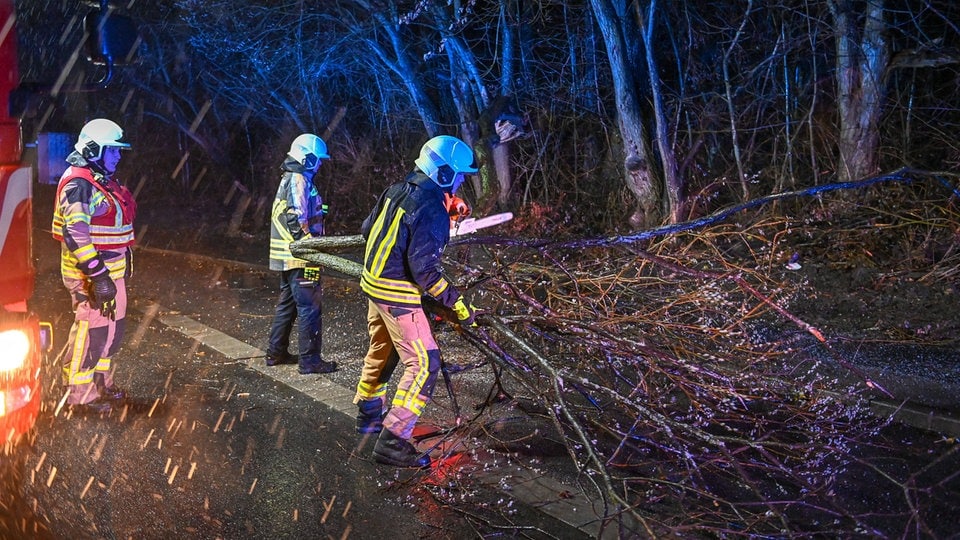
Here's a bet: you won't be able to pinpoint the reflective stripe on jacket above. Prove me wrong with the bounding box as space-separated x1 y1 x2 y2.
51 165 136 281
360 171 461 308
269 157 325 271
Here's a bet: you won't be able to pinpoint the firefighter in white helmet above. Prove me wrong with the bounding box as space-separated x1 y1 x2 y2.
266 133 337 374
353 135 480 467
51 118 135 413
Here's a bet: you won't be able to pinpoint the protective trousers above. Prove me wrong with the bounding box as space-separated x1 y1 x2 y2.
60 277 127 405
267 267 323 368
354 300 441 440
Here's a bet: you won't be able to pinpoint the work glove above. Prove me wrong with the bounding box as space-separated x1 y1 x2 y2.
444 193 471 223
452 296 477 327
88 272 118 320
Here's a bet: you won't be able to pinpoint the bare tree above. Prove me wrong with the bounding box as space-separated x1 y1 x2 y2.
638 0 683 222
589 0 660 227
828 0 889 183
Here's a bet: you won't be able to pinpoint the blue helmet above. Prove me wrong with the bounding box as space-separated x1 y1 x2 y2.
288 133 329 170
414 135 477 189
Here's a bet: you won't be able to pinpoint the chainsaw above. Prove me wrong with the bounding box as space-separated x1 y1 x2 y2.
450 212 513 237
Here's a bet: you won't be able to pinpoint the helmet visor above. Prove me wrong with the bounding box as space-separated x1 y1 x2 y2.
302 153 320 170
450 172 466 193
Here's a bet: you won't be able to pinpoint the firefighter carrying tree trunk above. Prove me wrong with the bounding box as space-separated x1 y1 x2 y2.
354 135 480 468
51 119 135 414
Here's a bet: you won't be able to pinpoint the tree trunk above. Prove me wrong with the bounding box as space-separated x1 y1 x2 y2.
590 0 659 228
430 0 525 212
638 0 682 223
830 0 889 183
493 0 517 210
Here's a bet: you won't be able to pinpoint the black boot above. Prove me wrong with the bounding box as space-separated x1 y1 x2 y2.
265 352 297 366
298 358 337 374
356 400 385 434
372 429 431 468
98 385 127 401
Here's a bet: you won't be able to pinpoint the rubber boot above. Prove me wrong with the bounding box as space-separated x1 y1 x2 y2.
372 429 431 468
356 399 385 434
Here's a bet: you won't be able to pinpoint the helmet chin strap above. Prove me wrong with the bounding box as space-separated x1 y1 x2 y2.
87 157 112 177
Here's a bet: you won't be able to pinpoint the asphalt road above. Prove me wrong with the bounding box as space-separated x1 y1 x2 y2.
1 211 601 539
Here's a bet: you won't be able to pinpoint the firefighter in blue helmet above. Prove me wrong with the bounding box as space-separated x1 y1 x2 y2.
266 134 337 374
353 135 480 468
52 118 135 413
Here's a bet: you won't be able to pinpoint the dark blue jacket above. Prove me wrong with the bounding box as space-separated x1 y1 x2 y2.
360 171 461 308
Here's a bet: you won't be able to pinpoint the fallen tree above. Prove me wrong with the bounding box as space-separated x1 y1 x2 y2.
291 169 960 537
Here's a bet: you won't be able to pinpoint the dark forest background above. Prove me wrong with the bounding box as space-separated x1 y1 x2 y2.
14 0 960 235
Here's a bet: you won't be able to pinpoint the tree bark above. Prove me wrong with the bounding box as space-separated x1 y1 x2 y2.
830 0 889 183
493 0 518 209
590 0 659 227
638 0 682 223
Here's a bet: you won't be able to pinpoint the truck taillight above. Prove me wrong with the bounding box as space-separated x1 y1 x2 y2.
0 328 31 372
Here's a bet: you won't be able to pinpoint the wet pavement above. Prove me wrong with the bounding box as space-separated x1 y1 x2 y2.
1 200 602 538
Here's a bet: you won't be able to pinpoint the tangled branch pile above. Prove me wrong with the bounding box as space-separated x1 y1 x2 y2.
448 226 878 536
293 172 960 537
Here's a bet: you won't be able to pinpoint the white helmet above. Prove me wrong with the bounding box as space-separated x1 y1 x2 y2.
288 133 329 170
414 135 477 189
75 118 130 160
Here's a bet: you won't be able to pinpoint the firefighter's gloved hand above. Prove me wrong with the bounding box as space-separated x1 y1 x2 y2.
444 193 471 222
450 199 470 220
452 297 478 327
90 272 118 320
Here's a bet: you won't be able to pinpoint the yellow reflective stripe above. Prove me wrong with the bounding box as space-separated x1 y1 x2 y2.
395 339 430 416
363 197 391 267
104 258 125 274
61 211 92 224
65 320 93 385
364 273 422 292
425 278 449 298
271 199 298 243
408 397 427 416
95 358 112 372
370 210 404 276
356 381 389 400
61 251 129 280
65 368 95 385
56 220 134 246
365 203 405 279
74 244 98 263
360 283 420 304
269 238 296 260
360 273 421 305
392 390 426 415
360 288 418 305
61 266 85 280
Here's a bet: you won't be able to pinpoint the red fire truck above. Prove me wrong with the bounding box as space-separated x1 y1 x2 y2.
0 0 51 449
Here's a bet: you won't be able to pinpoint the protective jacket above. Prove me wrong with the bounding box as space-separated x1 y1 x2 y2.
360 171 461 308
51 153 136 281
269 157 324 271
